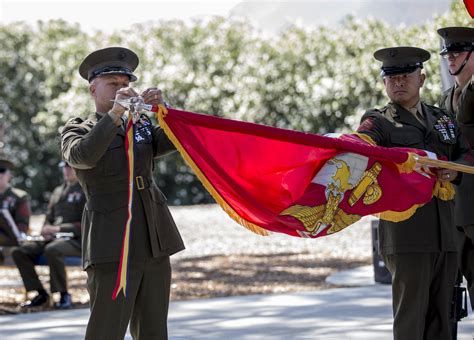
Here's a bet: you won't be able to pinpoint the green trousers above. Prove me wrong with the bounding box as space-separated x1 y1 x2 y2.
456 224 474 309
383 252 457 340
11 239 80 293
85 256 171 340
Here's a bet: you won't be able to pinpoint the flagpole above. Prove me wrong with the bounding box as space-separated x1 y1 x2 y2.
414 155 474 174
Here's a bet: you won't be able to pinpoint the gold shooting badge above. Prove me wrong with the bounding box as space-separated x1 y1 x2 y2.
280 153 383 237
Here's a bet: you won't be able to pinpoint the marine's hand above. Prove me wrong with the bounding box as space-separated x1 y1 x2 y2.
141 87 164 106
436 169 458 183
110 87 140 118
41 225 60 240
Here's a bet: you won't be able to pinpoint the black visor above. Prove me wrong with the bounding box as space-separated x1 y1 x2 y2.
381 63 423 76
440 42 474 55
89 66 137 82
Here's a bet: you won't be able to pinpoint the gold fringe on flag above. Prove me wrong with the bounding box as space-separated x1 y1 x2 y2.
377 179 454 222
377 204 421 222
156 107 270 236
396 153 417 174
432 180 455 201
352 133 377 146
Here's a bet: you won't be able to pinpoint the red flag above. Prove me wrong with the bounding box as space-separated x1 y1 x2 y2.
464 0 474 18
157 108 439 238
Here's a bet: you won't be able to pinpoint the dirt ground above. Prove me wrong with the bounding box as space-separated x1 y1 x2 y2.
0 251 369 315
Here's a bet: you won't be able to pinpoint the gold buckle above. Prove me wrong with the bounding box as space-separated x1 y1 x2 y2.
136 176 145 190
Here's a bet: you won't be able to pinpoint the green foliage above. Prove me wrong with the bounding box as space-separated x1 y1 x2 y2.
0 3 470 208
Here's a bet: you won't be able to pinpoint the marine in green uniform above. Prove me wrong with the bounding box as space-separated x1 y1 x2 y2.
356 46 470 340
60 47 185 340
11 162 85 309
437 26 474 309
0 157 31 262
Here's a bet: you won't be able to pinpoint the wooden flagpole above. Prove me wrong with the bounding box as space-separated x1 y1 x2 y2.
414 154 474 175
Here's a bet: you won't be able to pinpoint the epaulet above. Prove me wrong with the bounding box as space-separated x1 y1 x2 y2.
363 104 402 127
11 187 28 199
363 107 382 116
61 116 94 134
378 103 403 127
379 103 397 119
67 117 84 124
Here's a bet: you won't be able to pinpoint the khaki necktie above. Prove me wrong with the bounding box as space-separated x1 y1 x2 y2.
453 87 462 115
409 107 425 126
416 110 424 122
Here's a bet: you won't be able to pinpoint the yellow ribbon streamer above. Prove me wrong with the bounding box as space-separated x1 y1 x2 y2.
112 111 135 300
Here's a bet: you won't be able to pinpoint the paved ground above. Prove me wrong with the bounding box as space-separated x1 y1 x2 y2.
1 266 474 339
1 205 473 339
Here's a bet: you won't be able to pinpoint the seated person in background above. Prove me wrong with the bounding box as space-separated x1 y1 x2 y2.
12 162 85 309
0 156 31 263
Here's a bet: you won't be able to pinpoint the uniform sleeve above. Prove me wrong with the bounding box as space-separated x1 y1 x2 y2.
457 80 474 125
58 222 82 236
60 114 120 169
356 110 388 146
437 91 449 113
457 81 474 147
44 187 61 225
152 125 176 158
453 126 474 167
58 188 86 237
14 196 31 234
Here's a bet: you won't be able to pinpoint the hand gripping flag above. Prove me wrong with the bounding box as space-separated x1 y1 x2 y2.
156 108 458 238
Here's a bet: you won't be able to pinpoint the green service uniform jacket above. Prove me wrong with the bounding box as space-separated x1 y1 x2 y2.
439 78 474 227
46 182 86 247
357 102 469 255
0 187 31 245
60 113 185 269
11 181 85 293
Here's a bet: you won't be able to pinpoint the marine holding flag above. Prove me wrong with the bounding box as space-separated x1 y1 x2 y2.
357 46 471 340
438 26 474 311
60 47 184 340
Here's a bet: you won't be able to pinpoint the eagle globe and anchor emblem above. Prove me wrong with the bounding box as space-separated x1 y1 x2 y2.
280 152 383 238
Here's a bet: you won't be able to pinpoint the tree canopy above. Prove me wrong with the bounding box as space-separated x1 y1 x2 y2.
0 1 470 209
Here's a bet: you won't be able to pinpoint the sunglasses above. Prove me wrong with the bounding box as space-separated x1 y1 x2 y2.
0 168 7 174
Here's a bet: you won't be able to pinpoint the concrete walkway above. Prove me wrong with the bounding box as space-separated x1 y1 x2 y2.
1 266 474 339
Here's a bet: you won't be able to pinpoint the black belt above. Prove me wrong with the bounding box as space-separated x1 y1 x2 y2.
85 177 152 195
135 176 151 190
